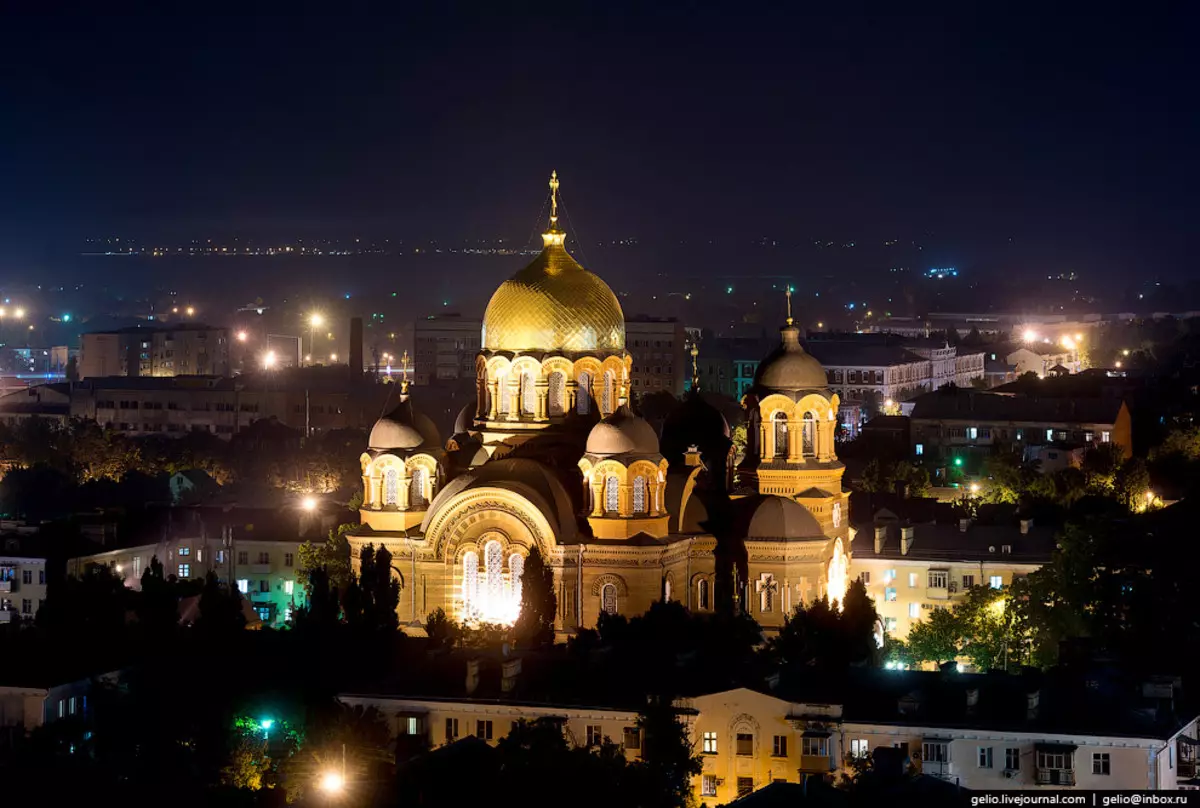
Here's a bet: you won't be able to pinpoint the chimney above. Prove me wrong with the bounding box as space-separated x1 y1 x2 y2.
900 526 914 556
684 444 702 467
959 518 971 533
1026 690 1040 720
874 525 886 554
349 317 364 377
465 658 481 695
501 657 522 694
1019 518 1033 535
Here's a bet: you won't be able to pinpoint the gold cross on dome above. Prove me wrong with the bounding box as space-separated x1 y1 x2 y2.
399 350 412 392
549 170 559 223
785 285 794 326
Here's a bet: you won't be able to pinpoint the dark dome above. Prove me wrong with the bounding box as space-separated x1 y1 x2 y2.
733 494 825 540
660 391 733 470
453 403 477 435
368 395 440 452
753 324 828 392
586 405 660 456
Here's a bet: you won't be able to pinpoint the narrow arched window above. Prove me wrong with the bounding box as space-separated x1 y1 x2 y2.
601 583 618 615
509 553 524 606
605 474 620 514
521 372 537 416
602 370 615 414
698 578 710 610
577 372 592 415
632 476 647 514
384 468 399 506
773 411 789 458
803 411 816 457
497 372 511 414
664 576 672 602
409 467 426 507
485 539 503 608
462 551 479 620
548 371 566 415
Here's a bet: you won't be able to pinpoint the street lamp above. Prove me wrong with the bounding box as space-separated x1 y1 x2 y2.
262 350 278 370
330 353 338 362
186 306 196 317
1022 329 1038 343
319 771 345 795
308 313 324 365
302 497 318 512
236 330 249 342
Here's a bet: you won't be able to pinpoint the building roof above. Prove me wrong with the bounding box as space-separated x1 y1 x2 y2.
732 494 826 540
850 519 1056 564
909 387 1125 424
752 325 829 392
805 343 928 368
586 405 660 456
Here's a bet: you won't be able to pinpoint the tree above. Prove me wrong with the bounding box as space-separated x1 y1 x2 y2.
1113 458 1151 509
367 544 401 631
1154 426 1200 461
425 608 460 650
194 570 246 634
1081 443 1124 492
954 585 1019 671
513 546 557 648
768 582 880 670
634 697 702 808
904 607 960 665
297 523 354 595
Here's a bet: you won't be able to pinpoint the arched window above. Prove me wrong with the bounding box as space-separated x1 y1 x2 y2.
577 372 592 415
657 471 665 512
384 468 399 506
509 553 524 606
663 576 672 602
697 578 710 610
803 412 816 457
632 476 647 514
601 583 618 615
462 551 479 620
548 371 566 415
521 372 537 416
773 411 789 458
497 372 511 415
602 370 615 414
605 474 620 514
485 539 504 610
409 467 426 507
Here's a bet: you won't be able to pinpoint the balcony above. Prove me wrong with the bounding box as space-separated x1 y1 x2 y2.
245 563 272 575
799 755 834 774
249 591 274 603
0 610 13 623
0 580 12 593
1035 769 1076 786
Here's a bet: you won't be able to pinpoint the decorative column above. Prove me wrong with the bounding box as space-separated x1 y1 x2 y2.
361 475 372 509
487 379 499 420
372 475 384 509
567 381 578 414
590 478 604 517
619 484 632 517
787 417 802 463
759 422 769 461
818 419 835 462
536 379 549 419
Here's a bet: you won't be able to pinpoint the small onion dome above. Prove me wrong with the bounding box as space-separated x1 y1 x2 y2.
752 323 828 392
733 494 825 540
585 404 660 456
368 395 440 452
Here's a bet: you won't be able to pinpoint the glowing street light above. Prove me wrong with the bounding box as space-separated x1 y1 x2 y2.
262 350 278 369
302 497 318 512
969 483 980 494
330 353 338 362
319 771 345 796
236 330 249 342
185 306 196 317
308 313 325 365
1022 329 1038 343
14 308 23 319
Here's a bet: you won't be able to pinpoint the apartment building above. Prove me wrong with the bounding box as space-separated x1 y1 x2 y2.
0 545 47 625
1007 346 1079 377
68 505 332 627
848 517 1055 642
626 316 687 396
908 387 1133 468
412 315 481 385
342 672 1199 801
79 325 230 379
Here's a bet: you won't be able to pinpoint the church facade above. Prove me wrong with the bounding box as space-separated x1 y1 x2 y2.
348 173 851 636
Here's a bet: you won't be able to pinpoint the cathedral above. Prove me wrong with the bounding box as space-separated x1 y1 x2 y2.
348 173 851 635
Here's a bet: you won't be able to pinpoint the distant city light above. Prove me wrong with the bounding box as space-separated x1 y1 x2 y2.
319 771 346 795
1022 329 1038 342
62 313 72 323
236 330 248 342
954 457 963 467
185 306 195 317
726 286 733 294
309 312 324 327
330 353 338 362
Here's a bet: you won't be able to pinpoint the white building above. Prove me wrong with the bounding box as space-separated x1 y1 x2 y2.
0 543 48 624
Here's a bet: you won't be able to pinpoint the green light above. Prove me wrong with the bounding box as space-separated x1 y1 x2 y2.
260 719 274 730
726 286 733 294
954 457 963 467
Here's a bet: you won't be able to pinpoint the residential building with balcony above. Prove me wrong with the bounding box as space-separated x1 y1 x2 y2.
847 515 1056 643
0 537 47 625
908 387 1132 470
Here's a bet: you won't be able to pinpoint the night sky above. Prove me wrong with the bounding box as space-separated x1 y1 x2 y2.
2 3 1197 281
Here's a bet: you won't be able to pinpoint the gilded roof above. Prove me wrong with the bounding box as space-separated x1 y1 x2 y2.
482 237 625 353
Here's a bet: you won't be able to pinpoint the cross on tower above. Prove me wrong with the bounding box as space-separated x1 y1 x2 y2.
549 170 560 227
398 350 412 393
785 285 794 326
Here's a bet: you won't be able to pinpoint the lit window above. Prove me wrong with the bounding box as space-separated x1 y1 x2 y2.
384 468 399 505
884 617 897 632
884 568 896 582
284 553 294 567
915 443 924 456
908 573 918 588
801 737 828 757
703 731 718 754
58 700 65 718
1005 748 1020 771
177 563 191 578
406 717 419 736
697 578 710 610
284 580 294 595
69 697 76 715
701 775 718 797
962 574 975 588
586 725 602 747
929 571 949 589
1092 753 1110 775
967 427 978 440
601 583 618 615
736 733 753 756
737 777 754 798
605 474 620 513
1101 431 1111 443
237 579 249 594
885 587 897 602
923 741 949 763
1046 429 1054 442
476 720 493 740
909 602 920 618
978 747 994 768
623 727 640 750
633 476 647 514
772 735 787 757
178 546 190 557
445 718 459 740
850 738 869 757
990 576 1003 589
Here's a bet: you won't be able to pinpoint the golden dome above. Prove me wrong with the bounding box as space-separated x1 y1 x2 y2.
482 172 625 353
